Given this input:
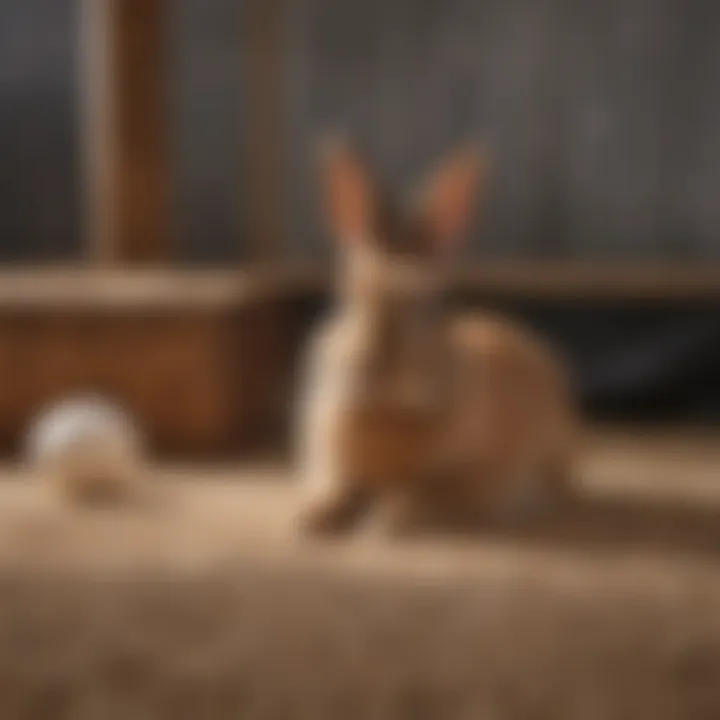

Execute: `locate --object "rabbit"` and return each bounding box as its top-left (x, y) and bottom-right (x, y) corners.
top-left (295, 139), bottom-right (579, 536)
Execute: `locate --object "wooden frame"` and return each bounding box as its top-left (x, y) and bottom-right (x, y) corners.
top-left (227, 263), bottom-right (720, 301)
top-left (80, 0), bottom-right (286, 265)
top-left (80, 0), bottom-right (170, 264)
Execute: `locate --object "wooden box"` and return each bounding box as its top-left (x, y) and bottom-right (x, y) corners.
top-left (0, 271), bottom-right (295, 458)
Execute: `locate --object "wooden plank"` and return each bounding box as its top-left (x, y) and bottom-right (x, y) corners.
top-left (242, 0), bottom-right (283, 260)
top-left (0, 270), bottom-right (287, 309)
top-left (79, 0), bottom-right (170, 264)
top-left (0, 264), bottom-right (717, 303)
top-left (252, 262), bottom-right (720, 300)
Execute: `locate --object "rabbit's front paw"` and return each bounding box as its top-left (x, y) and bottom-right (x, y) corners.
top-left (299, 501), bottom-right (352, 536)
top-left (368, 494), bottom-right (433, 538)
top-left (298, 486), bottom-right (371, 537)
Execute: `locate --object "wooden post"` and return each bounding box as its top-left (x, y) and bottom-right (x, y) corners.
top-left (243, 0), bottom-right (283, 260)
top-left (80, 0), bottom-right (170, 264)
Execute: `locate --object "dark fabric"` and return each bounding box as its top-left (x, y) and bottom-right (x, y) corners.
top-left (490, 299), bottom-right (720, 422)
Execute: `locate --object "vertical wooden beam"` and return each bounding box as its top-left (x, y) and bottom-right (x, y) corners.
top-left (244, 0), bottom-right (283, 260)
top-left (80, 0), bottom-right (170, 264)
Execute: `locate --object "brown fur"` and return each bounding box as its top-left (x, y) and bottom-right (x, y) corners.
top-left (297, 140), bottom-right (578, 535)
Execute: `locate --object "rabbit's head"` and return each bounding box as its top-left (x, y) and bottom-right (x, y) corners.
top-left (320, 138), bottom-right (488, 406)
top-left (321, 137), bottom-right (486, 309)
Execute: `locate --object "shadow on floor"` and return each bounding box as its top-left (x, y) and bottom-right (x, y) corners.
top-left (430, 491), bottom-right (720, 559)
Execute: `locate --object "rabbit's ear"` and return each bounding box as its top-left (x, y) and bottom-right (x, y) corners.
top-left (319, 136), bottom-right (377, 246)
top-left (416, 143), bottom-right (488, 254)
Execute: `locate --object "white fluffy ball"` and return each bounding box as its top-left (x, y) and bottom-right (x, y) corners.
top-left (25, 394), bottom-right (145, 503)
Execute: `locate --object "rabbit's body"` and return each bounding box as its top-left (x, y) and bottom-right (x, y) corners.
top-left (299, 308), bottom-right (451, 492)
top-left (298, 306), bottom-right (576, 533)
top-left (297, 140), bottom-right (578, 534)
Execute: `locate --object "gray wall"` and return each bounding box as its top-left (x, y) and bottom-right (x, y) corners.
top-left (1, 0), bottom-right (719, 263)
top-left (172, 0), bottom-right (246, 263)
top-left (285, 0), bottom-right (720, 261)
top-left (0, 0), bottom-right (79, 261)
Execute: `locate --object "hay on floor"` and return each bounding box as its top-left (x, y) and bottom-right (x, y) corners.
top-left (0, 454), bottom-right (719, 720)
